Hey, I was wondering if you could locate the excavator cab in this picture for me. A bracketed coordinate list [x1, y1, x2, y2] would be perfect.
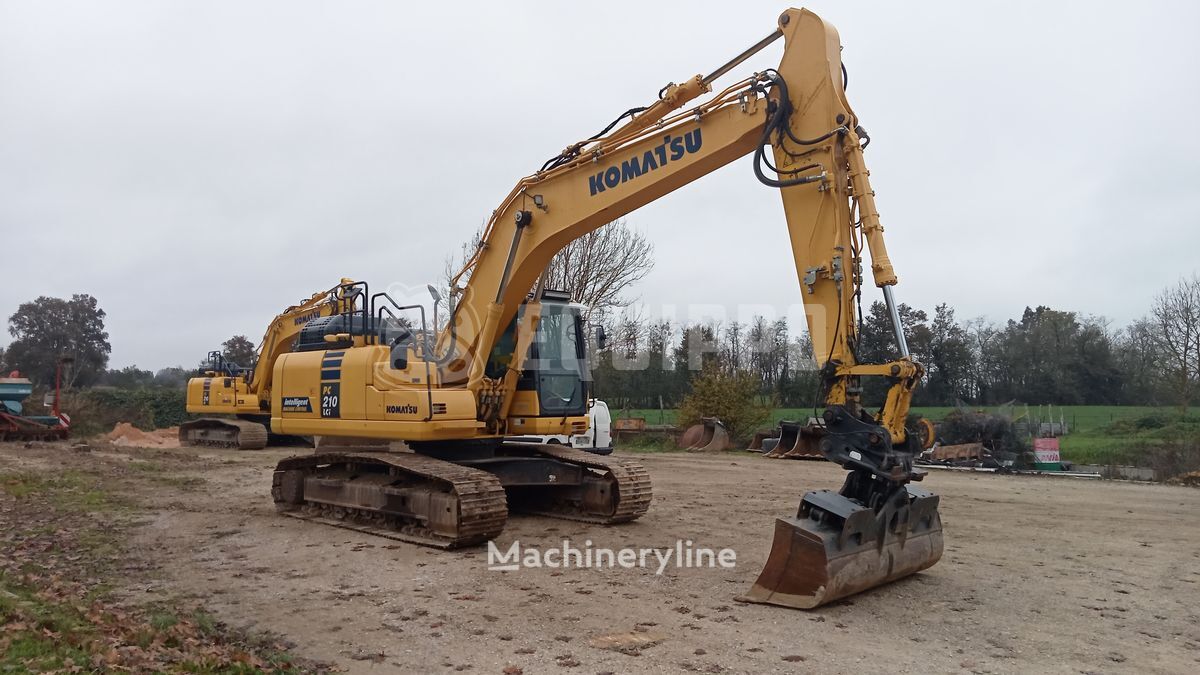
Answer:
[490, 291, 590, 421]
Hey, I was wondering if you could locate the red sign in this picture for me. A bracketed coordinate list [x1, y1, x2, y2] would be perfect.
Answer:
[1033, 437, 1060, 463]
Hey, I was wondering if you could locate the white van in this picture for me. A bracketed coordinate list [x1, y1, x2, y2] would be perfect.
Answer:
[505, 399, 613, 455]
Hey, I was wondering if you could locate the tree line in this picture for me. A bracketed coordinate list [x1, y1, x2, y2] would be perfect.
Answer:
[0, 293, 256, 391]
[592, 274, 1200, 412]
[3, 268, 1197, 414]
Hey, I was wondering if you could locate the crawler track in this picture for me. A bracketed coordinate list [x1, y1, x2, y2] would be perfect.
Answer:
[272, 452, 508, 549]
[179, 419, 268, 450]
[517, 444, 653, 524]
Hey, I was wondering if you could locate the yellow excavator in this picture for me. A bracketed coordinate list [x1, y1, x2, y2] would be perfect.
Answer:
[180, 281, 357, 449]
[268, 7, 943, 609]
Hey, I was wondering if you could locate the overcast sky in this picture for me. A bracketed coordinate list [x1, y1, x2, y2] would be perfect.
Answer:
[2, 0, 1198, 370]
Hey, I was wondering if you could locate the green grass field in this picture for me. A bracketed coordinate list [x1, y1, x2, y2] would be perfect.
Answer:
[613, 405, 1184, 465]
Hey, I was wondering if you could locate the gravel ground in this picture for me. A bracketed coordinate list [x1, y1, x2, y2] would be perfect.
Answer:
[4, 442, 1199, 674]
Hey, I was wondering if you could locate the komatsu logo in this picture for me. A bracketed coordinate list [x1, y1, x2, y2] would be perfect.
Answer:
[292, 310, 321, 326]
[386, 404, 419, 415]
[588, 128, 703, 197]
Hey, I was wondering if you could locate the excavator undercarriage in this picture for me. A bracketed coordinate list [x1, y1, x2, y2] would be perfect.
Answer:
[179, 417, 269, 450]
[271, 443, 651, 549]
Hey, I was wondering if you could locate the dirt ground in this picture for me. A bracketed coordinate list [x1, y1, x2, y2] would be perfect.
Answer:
[2, 442, 1199, 674]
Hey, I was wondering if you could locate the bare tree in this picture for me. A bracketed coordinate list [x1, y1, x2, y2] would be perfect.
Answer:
[541, 219, 654, 317]
[612, 312, 646, 361]
[445, 219, 653, 322]
[1115, 318, 1162, 404]
[722, 321, 745, 371]
[964, 317, 1002, 404]
[1150, 274, 1200, 410]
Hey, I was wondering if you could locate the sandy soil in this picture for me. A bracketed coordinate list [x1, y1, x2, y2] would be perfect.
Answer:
[3, 442, 1199, 674]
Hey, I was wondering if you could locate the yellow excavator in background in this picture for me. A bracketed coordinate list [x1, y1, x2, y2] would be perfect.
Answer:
[180, 280, 357, 449]
[267, 7, 943, 609]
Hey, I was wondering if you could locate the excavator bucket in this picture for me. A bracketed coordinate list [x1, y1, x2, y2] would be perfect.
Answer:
[741, 484, 943, 609]
[762, 419, 825, 459]
[678, 417, 732, 452]
[745, 430, 777, 452]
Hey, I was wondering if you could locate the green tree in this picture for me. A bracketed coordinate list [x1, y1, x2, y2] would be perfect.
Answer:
[100, 365, 155, 389]
[674, 323, 719, 379]
[923, 304, 974, 404]
[855, 301, 930, 403]
[6, 294, 110, 386]
[626, 319, 674, 409]
[153, 366, 191, 389]
[221, 335, 257, 369]
[677, 365, 772, 441]
[1069, 316, 1123, 405]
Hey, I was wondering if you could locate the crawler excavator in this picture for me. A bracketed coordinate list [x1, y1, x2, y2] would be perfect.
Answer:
[180, 280, 357, 449]
[268, 7, 943, 608]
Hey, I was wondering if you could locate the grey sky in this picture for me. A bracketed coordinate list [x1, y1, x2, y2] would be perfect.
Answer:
[2, 0, 1197, 370]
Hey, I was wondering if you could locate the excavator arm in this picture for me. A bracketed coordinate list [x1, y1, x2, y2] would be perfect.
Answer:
[434, 7, 943, 607]
[445, 8, 920, 465]
[242, 279, 359, 403]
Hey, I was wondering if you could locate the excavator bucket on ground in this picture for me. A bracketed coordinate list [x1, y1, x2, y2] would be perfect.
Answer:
[741, 482, 943, 609]
[762, 419, 825, 459]
[745, 430, 777, 452]
[678, 417, 731, 452]
[928, 442, 984, 463]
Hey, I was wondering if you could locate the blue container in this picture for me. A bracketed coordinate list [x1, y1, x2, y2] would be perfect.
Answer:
[0, 377, 34, 416]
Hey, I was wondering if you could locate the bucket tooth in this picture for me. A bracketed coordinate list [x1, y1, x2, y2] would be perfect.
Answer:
[741, 484, 943, 609]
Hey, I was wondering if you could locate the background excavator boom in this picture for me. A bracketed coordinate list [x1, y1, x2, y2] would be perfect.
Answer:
[179, 279, 356, 449]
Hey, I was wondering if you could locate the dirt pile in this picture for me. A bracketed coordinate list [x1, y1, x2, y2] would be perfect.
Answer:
[107, 422, 181, 448]
[1169, 470, 1200, 487]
